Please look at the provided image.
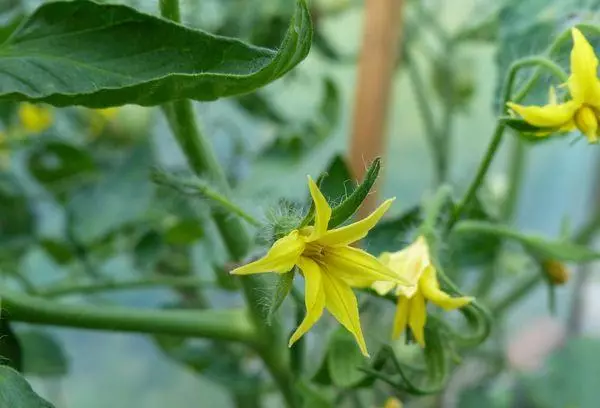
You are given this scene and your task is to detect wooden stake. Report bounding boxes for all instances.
[349,0,405,217]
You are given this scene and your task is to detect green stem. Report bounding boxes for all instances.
[1,290,256,344]
[501,139,526,222]
[449,122,505,226]
[159,1,295,405]
[153,170,261,227]
[37,276,215,298]
[511,24,600,104]
[450,56,566,227]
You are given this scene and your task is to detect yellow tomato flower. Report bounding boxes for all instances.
[542,259,570,285]
[18,103,53,134]
[231,176,406,356]
[507,28,600,143]
[373,236,473,347]
[383,397,403,408]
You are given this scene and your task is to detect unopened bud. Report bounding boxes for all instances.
[542,260,569,285]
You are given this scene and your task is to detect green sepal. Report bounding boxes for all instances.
[266,269,295,325]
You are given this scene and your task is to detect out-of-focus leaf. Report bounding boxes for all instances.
[447,198,501,267]
[18,330,68,378]
[326,328,367,387]
[454,220,600,262]
[164,219,204,245]
[133,230,164,271]
[67,143,154,245]
[0,366,55,408]
[235,92,285,124]
[261,77,340,158]
[364,206,421,256]
[28,141,96,190]
[0,0,24,44]
[0,0,312,107]
[317,154,353,203]
[266,270,295,324]
[38,239,74,265]
[0,175,34,247]
[0,313,22,372]
[297,380,334,408]
[522,338,600,408]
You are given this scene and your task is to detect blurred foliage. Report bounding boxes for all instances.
[0,0,598,407]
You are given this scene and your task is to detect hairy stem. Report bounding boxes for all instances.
[1,290,256,344]
[159,1,296,405]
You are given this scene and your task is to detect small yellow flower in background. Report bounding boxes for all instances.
[18,103,53,134]
[373,236,473,347]
[507,28,600,143]
[542,259,570,285]
[89,107,120,136]
[232,176,407,356]
[383,397,403,408]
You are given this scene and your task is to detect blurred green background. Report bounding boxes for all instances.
[2,0,600,407]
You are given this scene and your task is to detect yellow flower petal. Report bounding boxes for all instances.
[408,291,426,347]
[289,257,326,347]
[569,28,600,105]
[506,101,579,128]
[392,296,409,340]
[372,280,396,296]
[325,246,408,287]
[574,106,599,143]
[315,198,395,246]
[321,269,369,357]
[419,267,473,311]
[307,176,332,239]
[231,230,305,275]
[18,103,53,134]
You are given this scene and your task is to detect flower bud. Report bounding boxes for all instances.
[542,260,569,285]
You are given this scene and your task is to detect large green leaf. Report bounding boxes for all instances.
[0,366,55,408]
[0,0,312,107]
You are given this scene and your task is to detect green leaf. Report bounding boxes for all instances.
[67,143,154,244]
[235,92,285,124]
[0,366,55,407]
[326,328,367,388]
[38,239,74,265]
[0,0,312,107]
[522,338,600,408]
[328,157,381,228]
[266,270,295,325]
[454,220,600,262]
[447,198,501,267]
[164,218,204,245]
[18,330,68,378]
[0,175,34,247]
[28,141,96,191]
[364,206,421,256]
[296,380,334,408]
[318,154,353,203]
